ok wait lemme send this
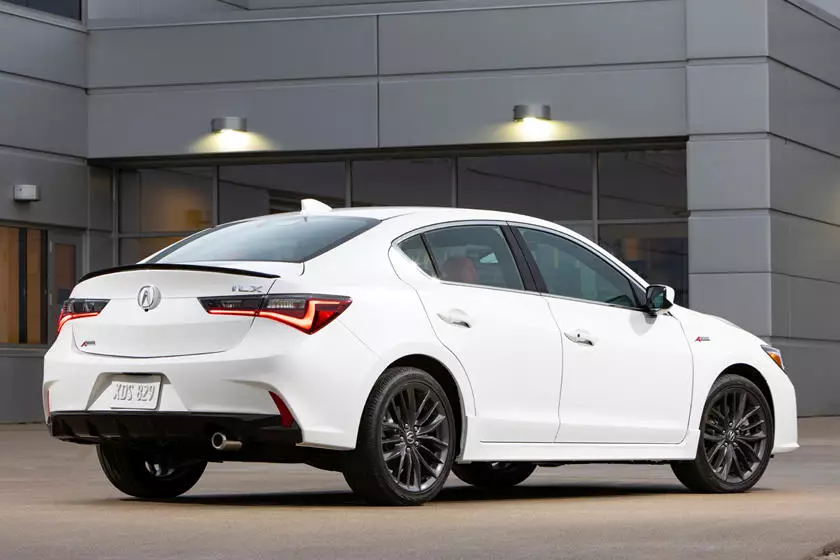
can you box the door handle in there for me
[564,329,596,346]
[437,309,472,328]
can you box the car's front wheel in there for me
[671,374,774,493]
[343,366,456,506]
[97,444,207,499]
[452,462,536,489]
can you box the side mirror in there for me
[645,284,675,315]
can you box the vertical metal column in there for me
[211,166,220,226]
[344,161,353,207]
[111,168,119,266]
[592,151,600,243]
[450,158,458,207]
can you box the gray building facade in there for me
[1,0,838,421]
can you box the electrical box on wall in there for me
[13,184,40,202]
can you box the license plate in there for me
[108,376,162,410]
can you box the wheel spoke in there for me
[403,447,414,487]
[417,434,448,449]
[415,390,431,426]
[721,447,735,479]
[730,446,747,480]
[736,405,762,428]
[710,407,727,424]
[418,413,446,435]
[382,436,402,446]
[389,400,404,426]
[734,391,747,424]
[741,418,765,432]
[396,447,407,480]
[703,433,724,442]
[417,444,444,465]
[417,399,438,428]
[738,431,767,443]
[412,449,423,488]
[406,388,418,425]
[414,447,439,477]
[383,445,403,462]
[739,441,761,464]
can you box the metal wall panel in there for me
[88,16,377,87]
[88,81,379,158]
[687,0,768,58]
[0,76,86,157]
[379,67,687,148]
[769,0,840,89]
[379,0,685,75]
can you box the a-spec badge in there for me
[137,285,162,311]
[695,336,711,343]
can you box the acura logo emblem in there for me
[137,285,161,311]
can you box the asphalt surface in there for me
[0,418,838,560]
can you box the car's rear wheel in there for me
[343,366,456,506]
[452,462,536,489]
[671,374,774,493]
[97,444,207,499]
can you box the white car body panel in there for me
[43,206,798,463]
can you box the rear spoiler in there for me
[79,263,280,283]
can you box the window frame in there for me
[392,220,539,294]
[509,223,648,312]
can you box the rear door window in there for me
[423,225,524,290]
[148,215,379,264]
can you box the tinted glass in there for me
[398,235,436,277]
[518,228,639,308]
[219,162,345,221]
[5,0,81,19]
[119,168,214,234]
[599,222,688,305]
[120,236,186,265]
[352,159,452,207]
[598,150,687,220]
[423,226,523,290]
[458,154,592,222]
[149,215,378,264]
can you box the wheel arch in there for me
[387,354,467,456]
[717,363,775,420]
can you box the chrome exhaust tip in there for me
[211,432,242,452]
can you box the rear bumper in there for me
[49,412,302,447]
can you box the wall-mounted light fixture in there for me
[513,104,552,123]
[13,184,40,202]
[211,116,248,134]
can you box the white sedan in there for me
[43,200,798,506]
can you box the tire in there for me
[97,444,207,499]
[671,374,774,493]
[343,366,457,506]
[452,462,536,489]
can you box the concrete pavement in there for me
[0,418,838,559]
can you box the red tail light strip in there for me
[200,295,351,335]
[57,299,109,334]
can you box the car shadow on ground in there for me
[130,483,689,508]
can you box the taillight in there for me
[200,294,351,335]
[57,299,109,334]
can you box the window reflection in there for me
[599,223,689,305]
[458,154,592,222]
[220,163,345,220]
[119,169,213,234]
[0,226,46,344]
[598,151,687,220]
[352,159,451,207]
[119,237,185,266]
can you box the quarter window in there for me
[517,227,640,308]
[397,235,436,277]
[423,225,523,290]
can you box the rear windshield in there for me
[148,215,379,264]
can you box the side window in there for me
[397,235,436,277]
[424,225,524,290]
[517,228,640,308]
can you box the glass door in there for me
[48,233,83,343]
